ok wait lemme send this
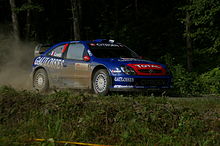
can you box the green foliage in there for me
[161,53,220,96]
[1,0,219,74]
[169,65,220,96]
[199,67,220,94]
[161,54,200,96]
[171,64,201,96]
[181,0,220,52]
[179,0,220,71]
[0,87,219,145]
[13,3,43,13]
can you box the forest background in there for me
[0,0,220,96]
[0,1,220,145]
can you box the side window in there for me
[48,45,64,58]
[66,43,85,60]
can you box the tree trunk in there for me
[70,0,81,40]
[135,0,138,19]
[114,0,119,38]
[25,0,32,40]
[186,11,193,72]
[9,0,20,41]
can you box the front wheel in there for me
[92,69,111,95]
[33,69,49,92]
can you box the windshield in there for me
[88,43,139,58]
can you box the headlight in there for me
[120,65,136,75]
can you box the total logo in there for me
[134,64,161,69]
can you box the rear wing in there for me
[34,44,51,57]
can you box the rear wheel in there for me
[33,69,49,92]
[92,69,111,95]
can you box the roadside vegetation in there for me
[1,0,220,145]
[0,86,219,145]
[169,65,220,96]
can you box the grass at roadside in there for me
[0,86,219,145]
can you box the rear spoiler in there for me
[34,44,51,57]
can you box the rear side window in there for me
[48,45,64,58]
[66,43,85,60]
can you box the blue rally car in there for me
[32,39,172,95]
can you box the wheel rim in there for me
[95,73,107,93]
[35,73,45,89]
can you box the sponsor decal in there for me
[135,86,145,88]
[110,68,121,73]
[114,77,134,82]
[134,64,161,69]
[118,58,143,62]
[111,70,121,73]
[96,43,120,47]
[51,51,55,56]
[89,43,96,46]
[127,64,166,75]
[114,85,134,88]
[87,50,93,56]
[34,57,64,69]
[75,63,89,71]
[50,51,62,57]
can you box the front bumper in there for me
[110,75,173,91]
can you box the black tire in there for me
[33,69,49,92]
[92,69,111,95]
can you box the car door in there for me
[45,44,65,87]
[61,43,91,88]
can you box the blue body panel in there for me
[32,39,173,91]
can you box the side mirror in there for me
[83,55,90,61]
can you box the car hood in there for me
[94,58,164,67]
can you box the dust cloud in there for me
[0,33,35,90]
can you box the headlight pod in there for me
[120,65,136,75]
